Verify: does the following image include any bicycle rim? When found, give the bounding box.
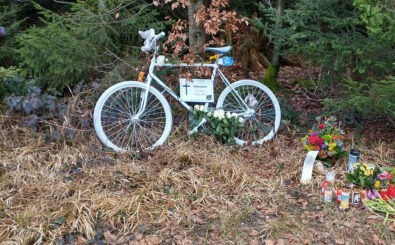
[94,81,172,152]
[217,80,281,145]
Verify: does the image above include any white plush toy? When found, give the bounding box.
[139,29,156,52]
[244,94,259,108]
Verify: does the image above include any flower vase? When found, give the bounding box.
[326,168,335,183]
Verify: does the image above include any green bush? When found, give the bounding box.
[324,76,395,126]
[0,66,23,98]
[255,0,394,125]
[17,0,168,92]
[0,0,25,66]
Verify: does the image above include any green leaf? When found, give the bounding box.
[359,176,365,187]
[216,125,223,134]
[346,174,354,183]
[55,239,65,245]
[289,33,307,40]
[54,216,66,225]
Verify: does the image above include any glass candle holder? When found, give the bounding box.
[326,169,335,184]
[367,163,375,170]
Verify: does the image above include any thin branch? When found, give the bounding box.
[52,0,74,5]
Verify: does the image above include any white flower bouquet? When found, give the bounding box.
[190,105,245,145]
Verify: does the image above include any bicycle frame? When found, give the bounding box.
[134,46,250,118]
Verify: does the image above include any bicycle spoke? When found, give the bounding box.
[217,81,279,145]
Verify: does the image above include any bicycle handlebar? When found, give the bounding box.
[153,32,166,44]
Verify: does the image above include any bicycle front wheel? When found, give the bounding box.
[94,81,172,152]
[216,80,281,145]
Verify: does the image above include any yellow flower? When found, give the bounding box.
[353,163,358,168]
[328,142,337,151]
[365,171,370,176]
[375,181,380,188]
[370,170,373,175]
[360,166,366,171]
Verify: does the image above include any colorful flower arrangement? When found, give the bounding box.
[359,168,395,224]
[346,163,380,188]
[301,117,347,167]
[375,171,393,189]
[347,165,395,201]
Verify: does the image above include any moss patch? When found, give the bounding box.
[259,63,282,92]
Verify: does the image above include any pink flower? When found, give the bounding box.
[373,189,379,198]
[378,171,388,180]
[367,190,374,199]
[367,189,379,199]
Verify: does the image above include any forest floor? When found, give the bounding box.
[0,63,394,244]
[0,115,394,244]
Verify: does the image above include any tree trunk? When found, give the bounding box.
[272,0,285,70]
[188,0,205,49]
[260,0,285,91]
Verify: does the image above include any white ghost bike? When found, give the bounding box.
[93,29,281,152]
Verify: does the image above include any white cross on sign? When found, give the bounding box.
[179,78,214,103]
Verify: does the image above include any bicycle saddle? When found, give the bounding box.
[204,46,232,54]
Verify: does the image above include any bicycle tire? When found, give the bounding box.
[93,81,172,152]
[216,80,281,145]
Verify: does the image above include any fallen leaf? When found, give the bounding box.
[144,236,161,245]
[249,230,259,236]
[277,239,287,245]
[264,239,274,245]
[104,231,119,244]
[335,238,345,244]
[135,233,143,240]
[188,214,204,224]
[250,240,259,245]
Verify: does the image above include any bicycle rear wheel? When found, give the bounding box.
[216,80,281,145]
[94,81,172,152]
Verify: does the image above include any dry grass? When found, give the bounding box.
[0,114,394,244]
